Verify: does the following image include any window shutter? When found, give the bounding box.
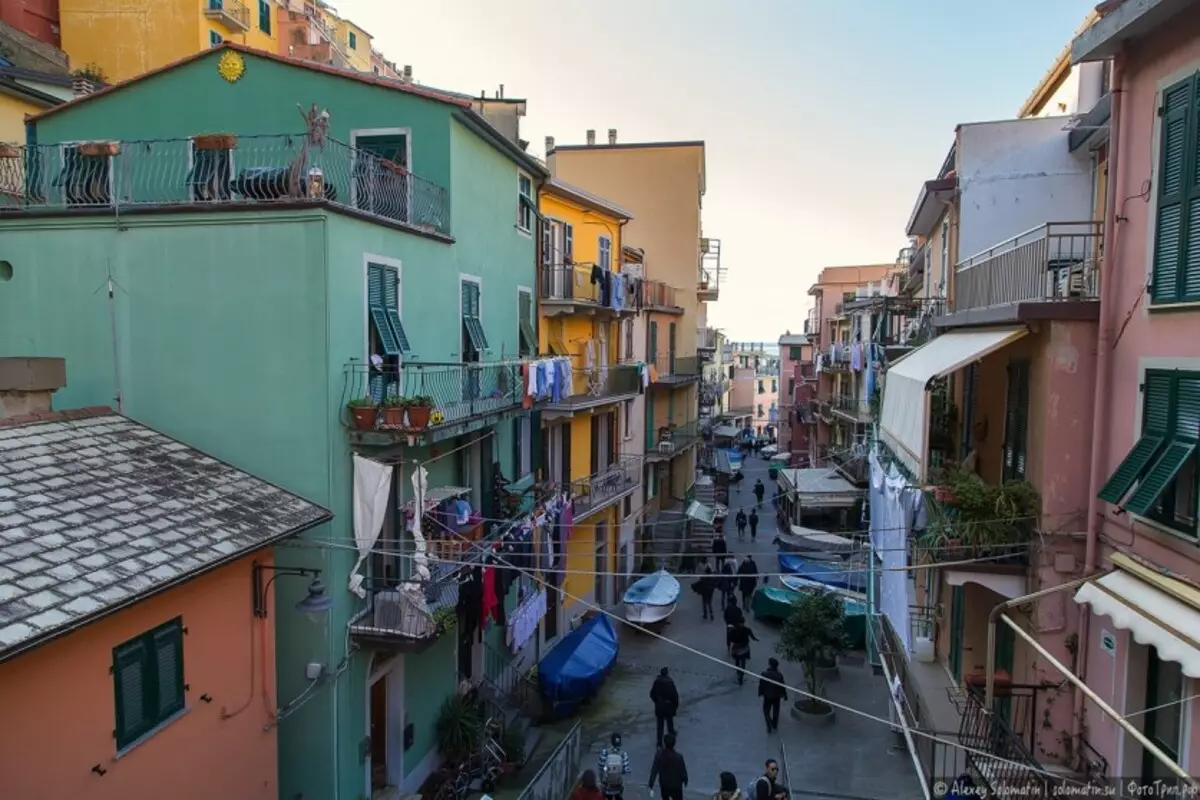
[1151,74,1196,303]
[1176,375,1200,441]
[1125,440,1198,515]
[590,416,600,475]
[562,425,572,486]
[564,225,574,263]
[382,268,410,353]
[1097,434,1166,503]
[153,621,185,718]
[1013,361,1030,478]
[368,265,400,356]
[1144,372,1173,433]
[649,322,658,363]
[1183,76,1200,300]
[113,639,149,747]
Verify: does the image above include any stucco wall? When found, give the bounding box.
[0,554,278,799]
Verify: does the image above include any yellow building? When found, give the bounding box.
[59,0,282,84]
[332,16,373,72]
[537,177,642,621]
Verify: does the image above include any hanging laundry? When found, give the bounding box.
[481,566,499,625]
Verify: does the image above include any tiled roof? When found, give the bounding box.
[0,410,331,662]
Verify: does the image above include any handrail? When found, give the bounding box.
[517,719,583,800]
[955,221,1102,271]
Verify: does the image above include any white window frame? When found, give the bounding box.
[598,235,612,271]
[459,273,484,357]
[186,137,237,203]
[362,253,404,361]
[58,141,116,207]
[517,171,534,234]
[349,127,414,221]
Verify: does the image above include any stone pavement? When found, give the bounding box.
[534,454,924,800]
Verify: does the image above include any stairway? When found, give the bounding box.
[480,643,543,770]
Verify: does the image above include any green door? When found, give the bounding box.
[949,585,965,681]
[354,133,409,222]
[1142,646,1184,784]
[994,621,1015,723]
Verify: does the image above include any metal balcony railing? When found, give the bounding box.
[348,569,461,650]
[698,236,721,299]
[540,264,629,309]
[543,358,640,409]
[0,135,451,235]
[648,420,700,454]
[642,280,681,310]
[958,683,1051,795]
[953,221,1103,313]
[205,0,250,30]
[572,456,640,520]
[342,360,527,433]
[696,327,718,349]
[649,353,700,385]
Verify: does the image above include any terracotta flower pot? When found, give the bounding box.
[934,486,956,504]
[193,133,237,150]
[382,406,405,427]
[76,141,119,157]
[406,405,432,429]
[0,143,20,159]
[349,405,376,430]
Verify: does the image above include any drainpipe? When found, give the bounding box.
[1077,47,1124,751]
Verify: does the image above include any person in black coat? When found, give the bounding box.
[748,509,760,542]
[723,596,745,653]
[719,557,736,608]
[692,565,717,620]
[727,621,759,684]
[649,667,679,748]
[758,657,788,732]
[736,555,758,611]
[647,733,688,800]
[712,533,728,559]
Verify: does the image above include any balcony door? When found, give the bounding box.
[1141,646,1184,785]
[352,131,410,224]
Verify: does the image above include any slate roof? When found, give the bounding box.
[0,409,331,662]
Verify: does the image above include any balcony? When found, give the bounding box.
[205,0,250,31]
[342,360,528,445]
[648,354,700,387]
[0,135,451,237]
[698,237,721,301]
[646,420,700,462]
[571,456,640,521]
[831,394,869,425]
[828,446,868,484]
[348,569,461,654]
[642,280,683,314]
[956,683,1052,795]
[541,359,641,417]
[946,222,1102,327]
[539,264,635,317]
[696,327,718,351]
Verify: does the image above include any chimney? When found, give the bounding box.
[402,64,412,81]
[0,357,66,419]
[586,129,596,146]
[545,135,555,154]
[71,76,96,97]
[499,83,504,99]
[608,128,617,145]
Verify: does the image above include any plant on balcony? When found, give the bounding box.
[404,395,435,429]
[70,64,107,85]
[435,693,483,764]
[381,394,406,427]
[346,396,377,430]
[431,605,457,636]
[777,589,846,725]
[923,468,1040,556]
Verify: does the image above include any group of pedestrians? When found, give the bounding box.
[691,548,763,618]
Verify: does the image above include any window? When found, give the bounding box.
[368,263,411,357]
[649,321,658,363]
[209,30,223,47]
[1098,369,1199,535]
[623,399,633,439]
[258,0,271,32]
[541,218,553,267]
[757,404,764,417]
[772,380,777,393]
[517,173,534,233]
[599,236,612,271]
[940,217,951,295]
[563,224,574,264]
[646,465,657,499]
[348,30,357,49]
[113,617,185,750]
[514,414,533,479]
[728,365,735,380]
[789,346,801,360]
[461,279,488,356]
[518,288,536,356]
[668,323,676,373]
[788,377,795,397]
[758,380,764,393]
[624,318,634,360]
[1002,360,1030,480]
[1150,72,1200,305]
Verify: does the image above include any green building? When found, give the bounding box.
[0,44,547,800]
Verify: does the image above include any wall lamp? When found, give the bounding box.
[253,562,334,619]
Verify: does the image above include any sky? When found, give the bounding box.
[331,0,1098,341]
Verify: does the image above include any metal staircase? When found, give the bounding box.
[480,642,543,767]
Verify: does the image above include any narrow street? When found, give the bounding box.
[537,454,922,800]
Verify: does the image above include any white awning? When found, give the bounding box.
[879,326,1028,479]
[1075,570,1200,678]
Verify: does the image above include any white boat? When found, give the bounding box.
[780,574,867,604]
[774,525,859,557]
[623,570,680,625]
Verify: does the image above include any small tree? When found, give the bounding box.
[775,590,847,713]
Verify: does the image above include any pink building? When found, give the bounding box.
[778,333,813,466]
[1070,2,1200,783]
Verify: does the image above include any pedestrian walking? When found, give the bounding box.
[647,734,688,800]
[734,509,747,540]
[712,532,728,559]
[691,565,716,620]
[758,657,787,733]
[723,596,745,653]
[719,557,736,608]
[753,761,788,800]
[727,620,758,684]
[748,509,759,541]
[597,733,632,800]
[736,554,758,611]
[713,771,743,800]
[753,479,765,507]
[649,667,679,748]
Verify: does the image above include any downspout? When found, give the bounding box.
[1077,47,1123,750]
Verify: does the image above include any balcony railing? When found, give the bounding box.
[540,264,632,312]
[572,456,640,521]
[697,327,718,350]
[643,280,682,311]
[348,569,461,653]
[0,135,451,235]
[698,237,721,300]
[953,221,1103,313]
[542,359,641,411]
[648,420,700,455]
[958,683,1051,795]
[649,354,700,385]
[205,0,250,30]
[342,360,526,437]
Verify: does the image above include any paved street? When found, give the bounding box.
[532,454,923,800]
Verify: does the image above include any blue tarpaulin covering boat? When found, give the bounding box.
[777,553,867,593]
[623,570,681,624]
[538,614,619,719]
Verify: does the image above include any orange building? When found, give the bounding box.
[0,358,330,800]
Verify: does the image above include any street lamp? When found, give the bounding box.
[253,562,333,620]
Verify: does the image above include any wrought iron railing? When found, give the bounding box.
[958,683,1050,795]
[483,640,539,715]
[649,353,699,383]
[868,297,945,347]
[642,280,681,310]
[540,264,627,308]
[697,326,718,349]
[0,134,451,235]
[648,419,700,453]
[517,720,583,800]
[542,355,640,406]
[348,570,461,643]
[572,456,640,520]
[342,360,526,432]
[954,221,1102,313]
[205,0,250,29]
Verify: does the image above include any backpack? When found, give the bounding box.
[603,752,624,786]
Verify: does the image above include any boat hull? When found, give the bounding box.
[624,601,677,625]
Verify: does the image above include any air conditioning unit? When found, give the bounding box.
[658,440,675,455]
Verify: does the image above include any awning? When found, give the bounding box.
[712,425,740,439]
[880,326,1028,479]
[1075,569,1200,678]
[686,501,716,524]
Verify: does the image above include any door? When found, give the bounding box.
[370,677,388,790]
[353,133,409,223]
[1141,646,1185,784]
[948,585,965,682]
[994,621,1016,725]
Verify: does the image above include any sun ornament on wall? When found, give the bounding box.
[217,50,246,83]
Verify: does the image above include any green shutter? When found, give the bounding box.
[531,411,543,479]
[519,291,536,355]
[1098,435,1167,504]
[1126,440,1198,516]
[1145,372,1174,433]
[113,638,150,748]
[153,621,185,718]
[649,321,658,363]
[668,323,677,373]
[645,391,655,450]
[258,0,271,32]
[790,347,801,360]
[368,265,400,356]
[949,585,965,681]
[380,268,410,353]
[1151,74,1197,304]
[1005,360,1030,479]
[1184,76,1200,301]
[1176,375,1200,439]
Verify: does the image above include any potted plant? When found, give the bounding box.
[405,395,434,429]
[431,606,456,636]
[435,694,483,765]
[346,397,377,430]
[381,394,406,427]
[777,589,847,727]
[76,140,120,157]
[0,143,19,159]
[193,133,238,150]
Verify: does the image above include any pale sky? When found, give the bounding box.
[332,0,1097,340]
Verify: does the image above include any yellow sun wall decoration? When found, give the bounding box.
[218,51,246,84]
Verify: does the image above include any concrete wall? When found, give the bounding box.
[0,554,278,799]
[955,116,1094,261]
